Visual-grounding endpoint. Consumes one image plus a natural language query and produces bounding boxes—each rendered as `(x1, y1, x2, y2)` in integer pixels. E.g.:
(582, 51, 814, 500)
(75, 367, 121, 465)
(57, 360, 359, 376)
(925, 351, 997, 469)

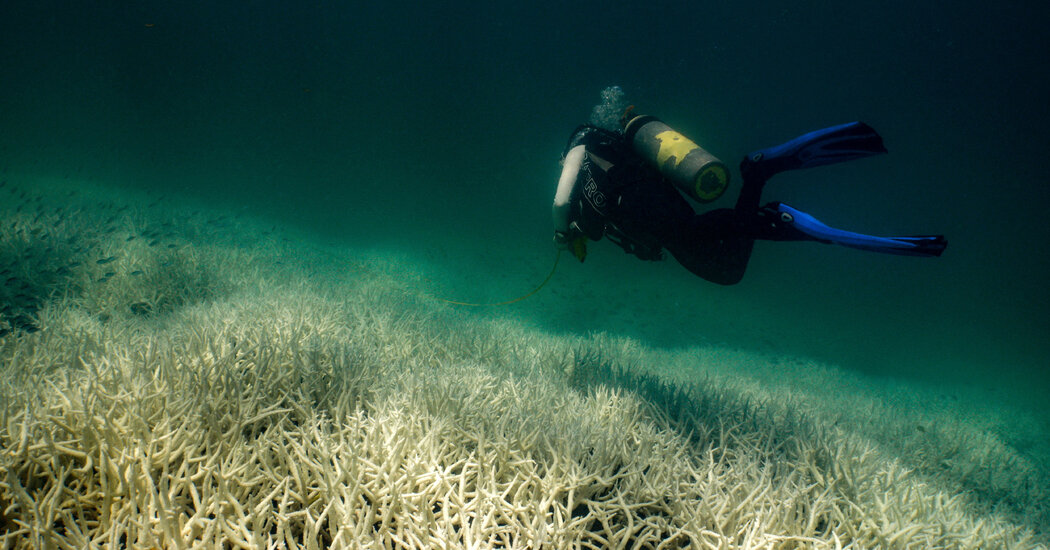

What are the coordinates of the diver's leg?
(659, 162, 805, 285)
(735, 175, 766, 214)
(739, 201, 947, 256)
(612, 179, 819, 284)
(609, 178, 752, 284)
(662, 209, 756, 285)
(662, 203, 832, 285)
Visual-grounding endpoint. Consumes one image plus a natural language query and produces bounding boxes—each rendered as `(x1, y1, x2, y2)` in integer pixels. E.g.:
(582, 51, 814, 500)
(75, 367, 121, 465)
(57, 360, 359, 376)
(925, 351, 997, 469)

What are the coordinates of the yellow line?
(436, 250, 561, 307)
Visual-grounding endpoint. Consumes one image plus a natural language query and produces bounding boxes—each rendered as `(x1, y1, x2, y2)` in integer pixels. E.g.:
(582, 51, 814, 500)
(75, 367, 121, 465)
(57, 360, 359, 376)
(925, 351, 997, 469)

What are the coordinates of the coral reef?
(0, 177, 1047, 548)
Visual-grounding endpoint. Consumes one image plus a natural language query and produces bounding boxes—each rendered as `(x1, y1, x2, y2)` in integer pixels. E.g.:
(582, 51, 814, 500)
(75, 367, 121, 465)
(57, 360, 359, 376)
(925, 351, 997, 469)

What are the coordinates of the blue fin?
(777, 203, 947, 257)
(741, 122, 888, 184)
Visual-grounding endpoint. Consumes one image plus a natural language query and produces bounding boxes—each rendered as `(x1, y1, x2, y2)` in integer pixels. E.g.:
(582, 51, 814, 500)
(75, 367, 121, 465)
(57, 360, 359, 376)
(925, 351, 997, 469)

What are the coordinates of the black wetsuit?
(563, 125, 806, 285)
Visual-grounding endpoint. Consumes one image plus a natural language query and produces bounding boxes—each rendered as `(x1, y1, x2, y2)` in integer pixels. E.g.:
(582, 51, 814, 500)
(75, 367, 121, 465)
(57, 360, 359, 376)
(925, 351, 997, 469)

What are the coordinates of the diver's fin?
(741, 122, 888, 185)
(776, 203, 947, 257)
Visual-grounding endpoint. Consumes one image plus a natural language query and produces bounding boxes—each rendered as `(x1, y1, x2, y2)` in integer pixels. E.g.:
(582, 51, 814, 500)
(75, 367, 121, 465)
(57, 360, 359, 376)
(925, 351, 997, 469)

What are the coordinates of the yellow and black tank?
(623, 114, 729, 203)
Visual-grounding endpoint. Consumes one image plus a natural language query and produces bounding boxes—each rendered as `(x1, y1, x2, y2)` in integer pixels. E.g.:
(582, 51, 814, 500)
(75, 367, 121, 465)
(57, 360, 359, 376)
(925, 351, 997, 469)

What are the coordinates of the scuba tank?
(623, 114, 730, 203)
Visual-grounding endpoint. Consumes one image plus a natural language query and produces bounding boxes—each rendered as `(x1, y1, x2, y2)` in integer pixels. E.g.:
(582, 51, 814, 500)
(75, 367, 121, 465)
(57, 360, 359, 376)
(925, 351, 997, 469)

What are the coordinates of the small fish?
(148, 240, 159, 247)
(96, 256, 117, 264)
(129, 301, 152, 315)
(97, 276, 110, 283)
(103, 271, 115, 278)
(130, 270, 144, 276)
(166, 243, 178, 249)
(126, 235, 136, 242)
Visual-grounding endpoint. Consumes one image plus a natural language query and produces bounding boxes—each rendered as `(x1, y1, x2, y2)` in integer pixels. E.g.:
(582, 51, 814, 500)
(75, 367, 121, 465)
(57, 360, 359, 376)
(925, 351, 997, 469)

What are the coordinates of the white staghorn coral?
(0, 176, 1046, 549)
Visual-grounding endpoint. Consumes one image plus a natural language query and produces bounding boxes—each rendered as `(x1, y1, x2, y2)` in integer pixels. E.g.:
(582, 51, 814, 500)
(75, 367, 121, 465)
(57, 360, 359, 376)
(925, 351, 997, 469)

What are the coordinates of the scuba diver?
(552, 96, 947, 285)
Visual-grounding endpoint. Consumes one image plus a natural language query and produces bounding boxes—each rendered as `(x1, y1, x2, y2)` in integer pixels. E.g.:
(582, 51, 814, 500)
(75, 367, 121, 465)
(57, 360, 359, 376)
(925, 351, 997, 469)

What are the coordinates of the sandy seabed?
(1, 176, 1047, 549)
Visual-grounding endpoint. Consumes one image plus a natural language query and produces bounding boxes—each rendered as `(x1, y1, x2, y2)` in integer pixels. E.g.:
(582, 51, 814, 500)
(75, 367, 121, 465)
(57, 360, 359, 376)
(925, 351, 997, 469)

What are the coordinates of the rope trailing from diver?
(436, 250, 562, 307)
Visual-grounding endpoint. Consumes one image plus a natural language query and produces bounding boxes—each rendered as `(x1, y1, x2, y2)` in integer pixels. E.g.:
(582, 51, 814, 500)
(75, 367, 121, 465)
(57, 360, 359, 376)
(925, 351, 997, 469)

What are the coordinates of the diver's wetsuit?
(553, 125, 802, 285)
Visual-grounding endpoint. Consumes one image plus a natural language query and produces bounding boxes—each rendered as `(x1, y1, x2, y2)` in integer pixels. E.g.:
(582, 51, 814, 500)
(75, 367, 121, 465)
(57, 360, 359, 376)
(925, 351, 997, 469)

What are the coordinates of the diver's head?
(589, 86, 629, 132)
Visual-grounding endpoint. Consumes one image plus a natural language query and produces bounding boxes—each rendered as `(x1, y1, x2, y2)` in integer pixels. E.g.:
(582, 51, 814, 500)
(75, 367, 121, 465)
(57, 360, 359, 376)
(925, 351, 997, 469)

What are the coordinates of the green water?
(2, 0, 1047, 450)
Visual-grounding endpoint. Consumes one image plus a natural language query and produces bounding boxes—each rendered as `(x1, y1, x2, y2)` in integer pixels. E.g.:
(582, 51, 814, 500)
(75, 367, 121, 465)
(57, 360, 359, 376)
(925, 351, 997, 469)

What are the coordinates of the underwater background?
(1, 0, 1049, 546)
(4, 0, 1046, 403)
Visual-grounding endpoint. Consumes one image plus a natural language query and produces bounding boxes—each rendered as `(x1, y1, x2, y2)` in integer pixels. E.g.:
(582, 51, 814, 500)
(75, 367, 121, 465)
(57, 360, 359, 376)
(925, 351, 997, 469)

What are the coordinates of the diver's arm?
(552, 144, 585, 235)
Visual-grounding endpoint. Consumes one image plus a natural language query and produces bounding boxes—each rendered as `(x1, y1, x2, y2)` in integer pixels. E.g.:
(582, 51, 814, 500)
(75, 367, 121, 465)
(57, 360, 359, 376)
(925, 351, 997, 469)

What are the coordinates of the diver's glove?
(554, 230, 588, 262)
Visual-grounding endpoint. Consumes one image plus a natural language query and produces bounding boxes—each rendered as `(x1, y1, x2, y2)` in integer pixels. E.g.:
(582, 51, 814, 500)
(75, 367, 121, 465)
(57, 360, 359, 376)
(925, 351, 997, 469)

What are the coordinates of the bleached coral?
(0, 177, 1046, 549)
